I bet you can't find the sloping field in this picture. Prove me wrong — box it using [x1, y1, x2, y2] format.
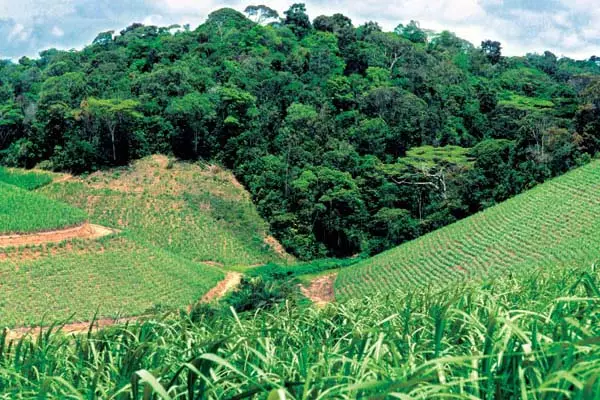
[336, 160, 600, 300]
[40, 155, 289, 267]
[0, 237, 224, 327]
[0, 182, 87, 234]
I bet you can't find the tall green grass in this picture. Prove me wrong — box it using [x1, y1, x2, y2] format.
[1, 262, 598, 399]
[0, 182, 87, 234]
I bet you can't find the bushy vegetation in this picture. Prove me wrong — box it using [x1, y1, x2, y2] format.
[0, 166, 53, 190]
[216, 258, 360, 312]
[2, 6, 600, 260]
[1, 262, 598, 399]
[337, 159, 600, 299]
[0, 182, 86, 234]
[40, 156, 287, 266]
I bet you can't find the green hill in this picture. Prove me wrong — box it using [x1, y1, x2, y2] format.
[336, 160, 600, 300]
[40, 155, 290, 267]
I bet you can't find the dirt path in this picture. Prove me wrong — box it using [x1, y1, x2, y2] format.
[5, 272, 243, 341]
[300, 273, 337, 307]
[4, 317, 140, 341]
[201, 272, 243, 303]
[0, 223, 118, 248]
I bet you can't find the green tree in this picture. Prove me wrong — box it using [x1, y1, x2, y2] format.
[284, 3, 312, 38]
[166, 92, 216, 157]
[82, 98, 143, 162]
[244, 5, 279, 24]
[481, 40, 502, 64]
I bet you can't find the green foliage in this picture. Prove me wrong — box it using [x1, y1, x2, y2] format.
[499, 91, 555, 110]
[249, 257, 361, 280]
[0, 262, 598, 398]
[400, 145, 474, 169]
[337, 160, 600, 299]
[0, 182, 87, 234]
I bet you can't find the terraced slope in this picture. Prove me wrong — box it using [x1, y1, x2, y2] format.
[40, 155, 289, 267]
[0, 182, 87, 234]
[336, 160, 600, 300]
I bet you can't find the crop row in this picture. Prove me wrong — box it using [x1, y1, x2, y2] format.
[0, 237, 224, 327]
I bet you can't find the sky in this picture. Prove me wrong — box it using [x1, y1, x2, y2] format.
[1, 0, 599, 60]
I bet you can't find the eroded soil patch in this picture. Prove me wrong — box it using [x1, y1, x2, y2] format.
[0, 223, 118, 248]
[301, 273, 337, 306]
[201, 272, 242, 303]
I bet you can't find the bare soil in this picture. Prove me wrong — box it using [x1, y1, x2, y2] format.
[264, 235, 295, 261]
[301, 273, 337, 306]
[201, 272, 242, 303]
[0, 223, 118, 248]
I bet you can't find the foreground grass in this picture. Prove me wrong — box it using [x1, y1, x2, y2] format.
[0, 182, 87, 235]
[0, 236, 225, 327]
[1, 262, 598, 399]
[337, 159, 600, 299]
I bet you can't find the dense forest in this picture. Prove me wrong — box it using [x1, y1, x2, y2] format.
[2, 4, 600, 259]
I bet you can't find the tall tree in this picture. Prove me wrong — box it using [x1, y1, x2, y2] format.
[82, 98, 142, 163]
[481, 40, 502, 64]
[244, 5, 279, 24]
[284, 3, 312, 38]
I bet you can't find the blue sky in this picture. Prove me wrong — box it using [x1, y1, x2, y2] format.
[1, 0, 599, 60]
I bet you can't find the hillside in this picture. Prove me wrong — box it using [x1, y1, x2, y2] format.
[40, 155, 289, 266]
[0, 156, 289, 327]
[336, 159, 600, 299]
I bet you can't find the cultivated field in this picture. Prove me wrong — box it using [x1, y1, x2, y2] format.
[0, 166, 53, 190]
[0, 156, 287, 327]
[0, 237, 224, 327]
[336, 160, 600, 299]
[0, 182, 87, 235]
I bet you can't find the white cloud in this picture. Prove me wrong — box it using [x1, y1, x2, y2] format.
[0, 0, 599, 59]
[51, 26, 64, 37]
[8, 23, 29, 41]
